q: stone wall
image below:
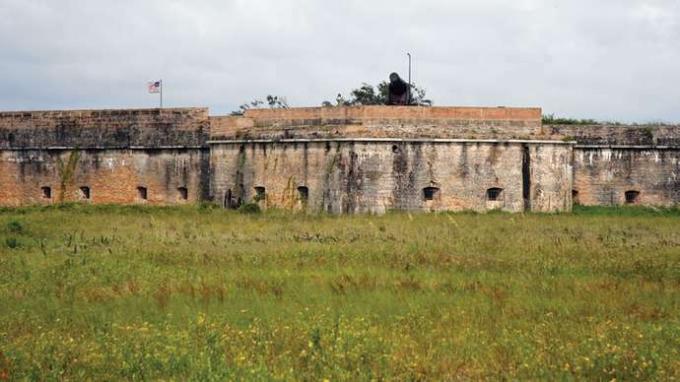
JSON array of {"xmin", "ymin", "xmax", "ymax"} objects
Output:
[
  {"xmin": 0, "ymin": 107, "xmax": 211, "ymax": 207},
  {"xmin": 0, "ymin": 148, "xmax": 209, "ymax": 206},
  {"xmin": 211, "ymin": 106, "xmax": 543, "ymax": 141},
  {"xmin": 209, "ymin": 139, "xmax": 572, "ymax": 214},
  {"xmin": 548, "ymin": 124, "xmax": 680, "ymax": 146},
  {"xmin": 4, "ymin": 105, "xmax": 678, "ymax": 212},
  {"xmin": 573, "ymin": 147, "xmax": 680, "ymax": 206},
  {"xmin": 0, "ymin": 108, "xmax": 209, "ymax": 149}
]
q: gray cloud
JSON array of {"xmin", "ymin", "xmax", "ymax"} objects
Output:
[{"xmin": 0, "ymin": 0, "xmax": 678, "ymax": 122}]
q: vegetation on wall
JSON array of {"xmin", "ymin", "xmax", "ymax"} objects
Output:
[
  {"xmin": 55, "ymin": 150, "xmax": 81, "ymax": 202},
  {"xmin": 324, "ymin": 81, "xmax": 432, "ymax": 107},
  {"xmin": 542, "ymin": 114, "xmax": 599, "ymax": 125},
  {"xmin": 231, "ymin": 95, "xmax": 289, "ymax": 115}
]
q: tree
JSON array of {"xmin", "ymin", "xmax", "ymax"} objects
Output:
[
  {"xmin": 231, "ymin": 95, "xmax": 289, "ymax": 115},
  {"xmin": 324, "ymin": 81, "xmax": 432, "ymax": 107}
]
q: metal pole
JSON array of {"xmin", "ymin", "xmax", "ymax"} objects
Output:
[
  {"xmin": 160, "ymin": 79, "xmax": 163, "ymax": 108},
  {"xmin": 407, "ymin": 53, "xmax": 412, "ymax": 105}
]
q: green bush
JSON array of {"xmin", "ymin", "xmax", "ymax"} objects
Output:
[
  {"xmin": 6, "ymin": 220, "xmax": 23, "ymax": 234},
  {"xmin": 238, "ymin": 203, "xmax": 261, "ymax": 214},
  {"xmin": 5, "ymin": 237, "xmax": 20, "ymax": 249}
]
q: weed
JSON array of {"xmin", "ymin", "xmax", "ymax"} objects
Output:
[
  {"xmin": 6, "ymin": 220, "xmax": 23, "ymax": 234},
  {"xmin": 4, "ymin": 237, "xmax": 20, "ymax": 249},
  {"xmin": 238, "ymin": 203, "xmax": 261, "ymax": 214},
  {"xmin": 0, "ymin": 205, "xmax": 678, "ymax": 380}
]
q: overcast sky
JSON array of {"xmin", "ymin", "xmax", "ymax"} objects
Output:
[{"xmin": 1, "ymin": 0, "xmax": 678, "ymax": 122}]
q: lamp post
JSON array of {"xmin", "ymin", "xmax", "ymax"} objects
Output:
[{"xmin": 407, "ymin": 53, "xmax": 412, "ymax": 105}]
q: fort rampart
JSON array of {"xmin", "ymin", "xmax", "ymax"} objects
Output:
[{"xmin": 1, "ymin": 106, "xmax": 678, "ymax": 212}]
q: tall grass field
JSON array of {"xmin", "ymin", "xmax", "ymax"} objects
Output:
[{"xmin": 1, "ymin": 204, "xmax": 679, "ymax": 380}]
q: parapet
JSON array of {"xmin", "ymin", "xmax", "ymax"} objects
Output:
[
  {"xmin": 210, "ymin": 106, "xmax": 543, "ymax": 141},
  {"xmin": 0, "ymin": 107, "xmax": 210, "ymax": 149},
  {"xmin": 548, "ymin": 124, "xmax": 680, "ymax": 147}
]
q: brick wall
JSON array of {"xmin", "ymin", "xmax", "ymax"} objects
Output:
[
  {"xmin": 573, "ymin": 148, "xmax": 680, "ymax": 206},
  {"xmin": 0, "ymin": 149, "xmax": 210, "ymax": 207},
  {"xmin": 209, "ymin": 140, "xmax": 571, "ymax": 213},
  {"xmin": 0, "ymin": 108, "xmax": 209, "ymax": 148},
  {"xmin": 210, "ymin": 106, "xmax": 543, "ymax": 141},
  {"xmin": 548, "ymin": 124, "xmax": 680, "ymax": 146}
]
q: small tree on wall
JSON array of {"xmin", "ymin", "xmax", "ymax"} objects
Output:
[
  {"xmin": 323, "ymin": 81, "xmax": 432, "ymax": 107},
  {"xmin": 231, "ymin": 95, "xmax": 289, "ymax": 115},
  {"xmin": 232, "ymin": 82, "xmax": 433, "ymax": 114}
]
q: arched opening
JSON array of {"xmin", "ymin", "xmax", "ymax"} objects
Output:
[
  {"xmin": 297, "ymin": 186, "xmax": 309, "ymax": 201},
  {"xmin": 486, "ymin": 187, "xmax": 503, "ymax": 201},
  {"xmin": 41, "ymin": 186, "xmax": 52, "ymax": 199},
  {"xmin": 625, "ymin": 190, "xmax": 640, "ymax": 204},
  {"xmin": 177, "ymin": 187, "xmax": 188, "ymax": 201},
  {"xmin": 422, "ymin": 187, "xmax": 440, "ymax": 201},
  {"xmin": 254, "ymin": 186, "xmax": 266, "ymax": 202},
  {"xmin": 137, "ymin": 186, "xmax": 148, "ymax": 201},
  {"xmin": 80, "ymin": 186, "xmax": 91, "ymax": 200}
]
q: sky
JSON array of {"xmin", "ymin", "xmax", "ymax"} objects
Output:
[{"xmin": 0, "ymin": 0, "xmax": 679, "ymax": 122}]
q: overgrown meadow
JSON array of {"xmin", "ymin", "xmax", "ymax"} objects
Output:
[{"xmin": 1, "ymin": 204, "xmax": 679, "ymax": 380}]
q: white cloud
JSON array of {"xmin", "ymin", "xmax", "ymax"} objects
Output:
[{"xmin": 0, "ymin": 0, "xmax": 678, "ymax": 122}]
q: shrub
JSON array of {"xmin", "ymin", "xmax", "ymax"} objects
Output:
[
  {"xmin": 238, "ymin": 203, "xmax": 261, "ymax": 214},
  {"xmin": 5, "ymin": 237, "xmax": 20, "ymax": 249},
  {"xmin": 6, "ymin": 220, "xmax": 23, "ymax": 234}
]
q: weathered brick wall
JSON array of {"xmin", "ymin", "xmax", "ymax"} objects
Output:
[
  {"xmin": 6, "ymin": 105, "xmax": 679, "ymax": 211},
  {"xmin": 211, "ymin": 106, "xmax": 544, "ymax": 141},
  {"xmin": 0, "ymin": 149, "xmax": 210, "ymax": 206},
  {"xmin": 548, "ymin": 124, "xmax": 680, "ymax": 146},
  {"xmin": 573, "ymin": 147, "xmax": 680, "ymax": 206},
  {"xmin": 0, "ymin": 108, "xmax": 209, "ymax": 148},
  {"xmin": 209, "ymin": 140, "xmax": 572, "ymax": 213},
  {"xmin": 0, "ymin": 107, "xmax": 211, "ymax": 207}
]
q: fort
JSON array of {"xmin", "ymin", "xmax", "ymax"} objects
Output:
[{"xmin": 1, "ymin": 105, "xmax": 679, "ymax": 212}]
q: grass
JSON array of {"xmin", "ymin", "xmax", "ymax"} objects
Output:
[
  {"xmin": 542, "ymin": 114, "xmax": 599, "ymax": 125},
  {"xmin": 1, "ymin": 204, "xmax": 679, "ymax": 380}
]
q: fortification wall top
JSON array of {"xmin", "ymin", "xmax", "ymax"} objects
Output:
[
  {"xmin": 210, "ymin": 106, "xmax": 544, "ymax": 140},
  {"xmin": 548, "ymin": 124, "xmax": 680, "ymax": 146},
  {"xmin": 0, "ymin": 107, "xmax": 209, "ymax": 149}
]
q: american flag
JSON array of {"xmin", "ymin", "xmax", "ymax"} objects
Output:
[{"xmin": 147, "ymin": 80, "xmax": 161, "ymax": 94}]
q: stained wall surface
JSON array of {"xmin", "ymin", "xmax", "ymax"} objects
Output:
[
  {"xmin": 573, "ymin": 147, "xmax": 680, "ymax": 206},
  {"xmin": 0, "ymin": 108, "xmax": 209, "ymax": 148},
  {"xmin": 0, "ymin": 108, "xmax": 210, "ymax": 206},
  {"xmin": 209, "ymin": 140, "xmax": 572, "ymax": 213},
  {"xmin": 3, "ymin": 105, "xmax": 678, "ymax": 212},
  {"xmin": 0, "ymin": 149, "xmax": 209, "ymax": 206},
  {"xmin": 548, "ymin": 124, "xmax": 680, "ymax": 146},
  {"xmin": 210, "ymin": 106, "xmax": 544, "ymax": 140}
]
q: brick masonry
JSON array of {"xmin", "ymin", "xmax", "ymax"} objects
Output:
[
  {"xmin": 573, "ymin": 148, "xmax": 680, "ymax": 206},
  {"xmin": 0, "ymin": 149, "xmax": 209, "ymax": 206},
  {"xmin": 0, "ymin": 105, "xmax": 678, "ymax": 212},
  {"xmin": 209, "ymin": 140, "xmax": 572, "ymax": 213}
]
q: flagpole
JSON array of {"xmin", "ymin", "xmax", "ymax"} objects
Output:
[{"xmin": 160, "ymin": 79, "xmax": 163, "ymax": 109}]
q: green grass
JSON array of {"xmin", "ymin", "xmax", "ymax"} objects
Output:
[{"xmin": 1, "ymin": 205, "xmax": 679, "ymax": 380}]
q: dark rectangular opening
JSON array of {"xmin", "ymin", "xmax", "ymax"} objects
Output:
[
  {"xmin": 137, "ymin": 186, "xmax": 148, "ymax": 200},
  {"xmin": 80, "ymin": 186, "xmax": 90, "ymax": 200},
  {"xmin": 254, "ymin": 186, "xmax": 266, "ymax": 201},
  {"xmin": 625, "ymin": 190, "xmax": 640, "ymax": 204},
  {"xmin": 178, "ymin": 187, "xmax": 188, "ymax": 200},
  {"xmin": 423, "ymin": 187, "xmax": 439, "ymax": 201},
  {"xmin": 297, "ymin": 186, "xmax": 309, "ymax": 201},
  {"xmin": 41, "ymin": 186, "xmax": 51, "ymax": 199},
  {"xmin": 486, "ymin": 187, "xmax": 503, "ymax": 201}
]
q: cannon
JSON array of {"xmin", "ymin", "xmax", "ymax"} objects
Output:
[{"xmin": 387, "ymin": 72, "xmax": 410, "ymax": 105}]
